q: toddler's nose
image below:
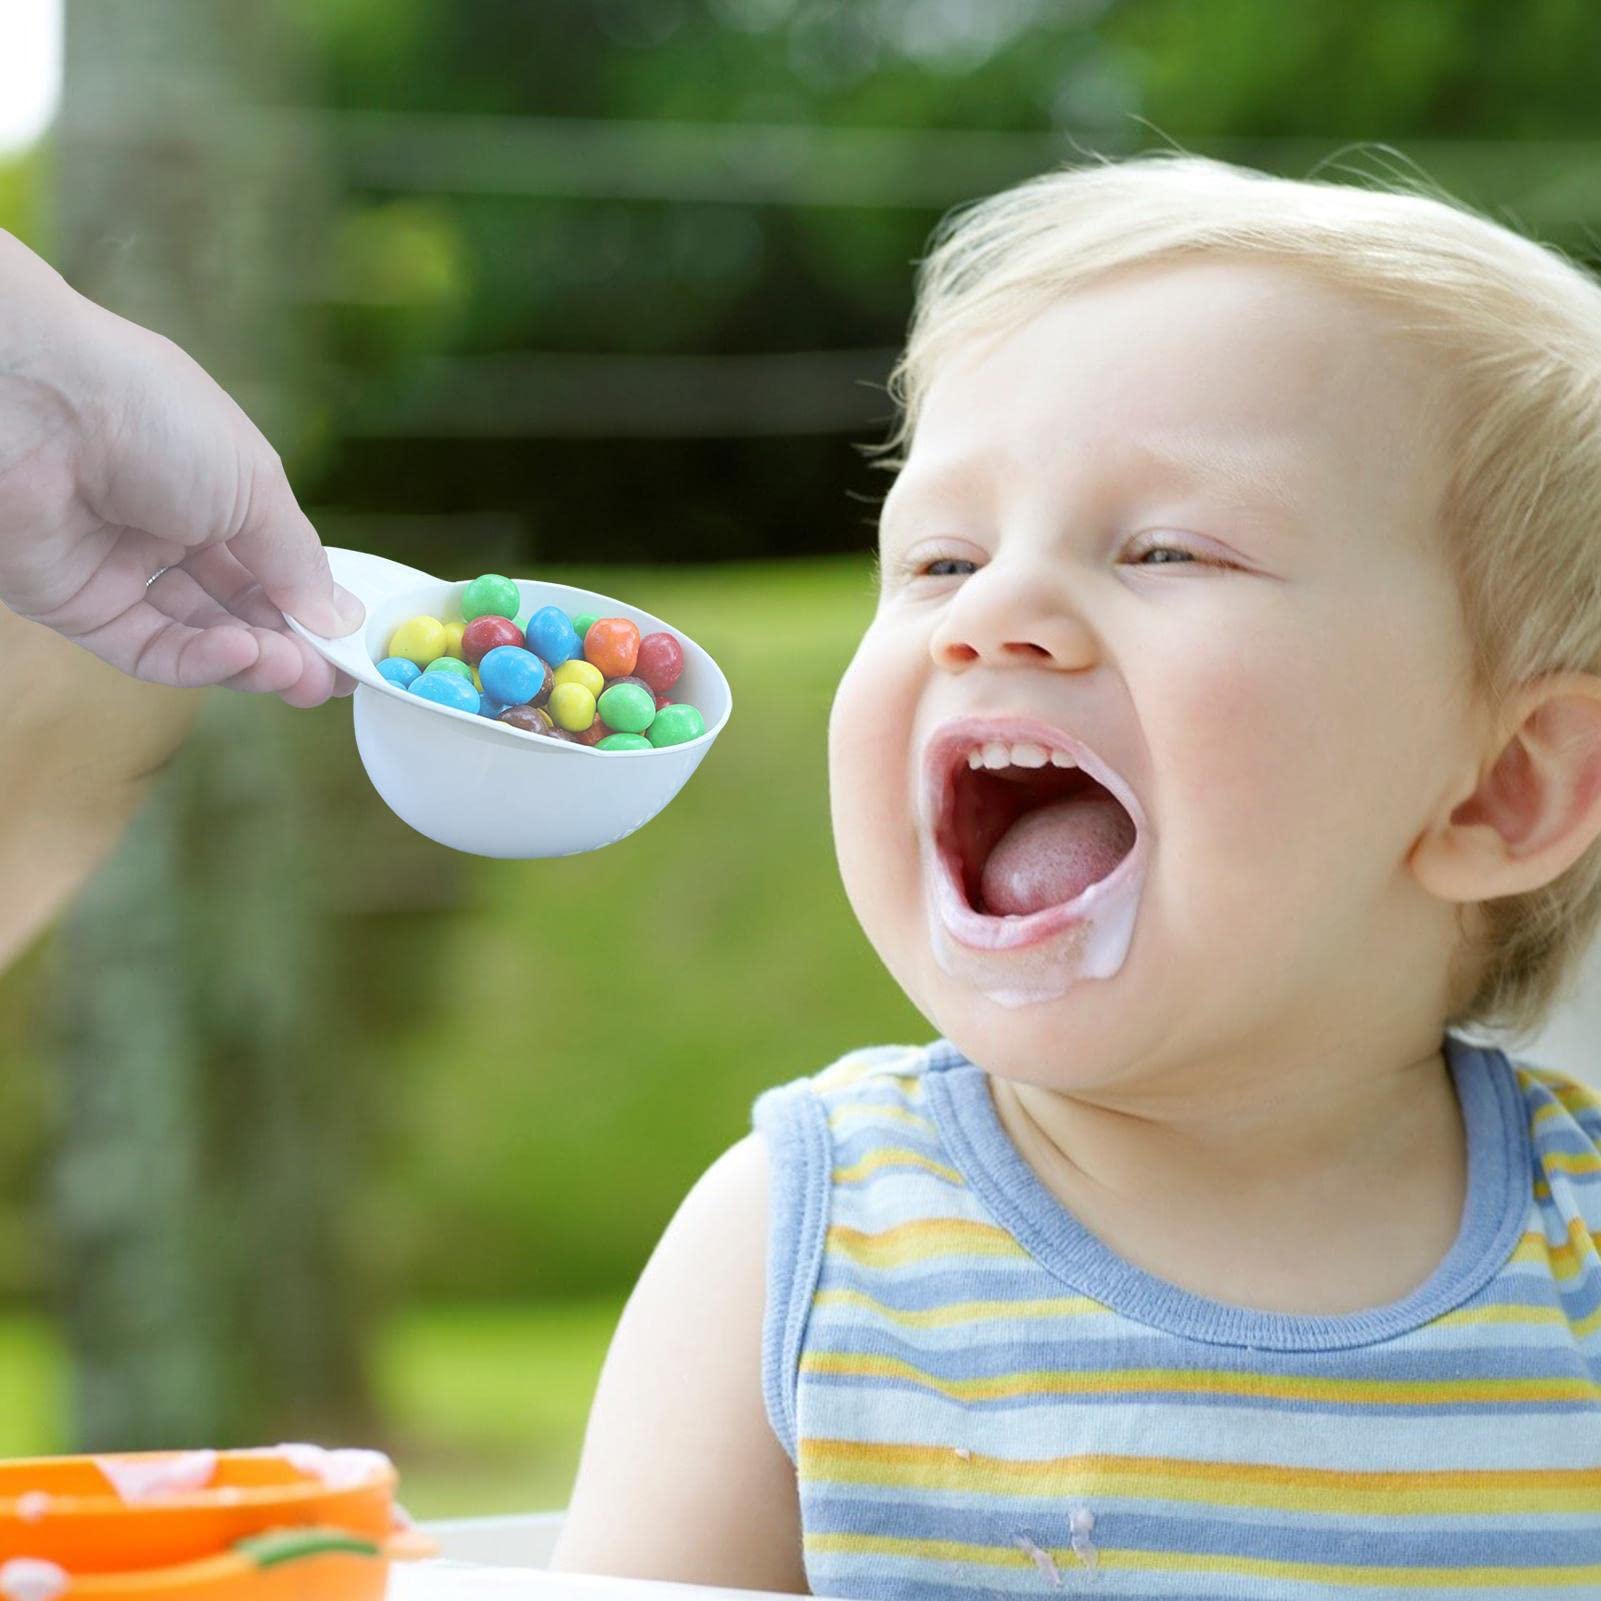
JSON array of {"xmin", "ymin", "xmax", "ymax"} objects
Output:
[{"xmin": 928, "ymin": 562, "xmax": 1096, "ymax": 673}]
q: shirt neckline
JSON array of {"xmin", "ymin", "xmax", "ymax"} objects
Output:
[{"xmin": 921, "ymin": 1030, "xmax": 1531, "ymax": 1351}]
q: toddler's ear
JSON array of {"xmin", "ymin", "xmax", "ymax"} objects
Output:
[{"xmin": 1411, "ymin": 672, "xmax": 1601, "ymax": 903}]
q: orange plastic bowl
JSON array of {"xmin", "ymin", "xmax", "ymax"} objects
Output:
[
  {"xmin": 1, "ymin": 1526, "xmax": 436, "ymax": 1600},
  {"xmin": 0, "ymin": 1448, "xmax": 436, "ymax": 1599}
]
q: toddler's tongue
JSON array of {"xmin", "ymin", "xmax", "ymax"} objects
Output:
[{"xmin": 979, "ymin": 790, "xmax": 1137, "ymax": 916}]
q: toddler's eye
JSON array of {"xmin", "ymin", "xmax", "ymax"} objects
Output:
[
  {"xmin": 1126, "ymin": 536, "xmax": 1231, "ymax": 568},
  {"xmin": 896, "ymin": 539, "xmax": 1232, "ymax": 583}
]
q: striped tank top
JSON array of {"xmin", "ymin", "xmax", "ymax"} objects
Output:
[{"xmin": 751, "ymin": 1032, "xmax": 1601, "ymax": 1597}]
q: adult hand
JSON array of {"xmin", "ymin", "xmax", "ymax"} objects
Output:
[{"xmin": 0, "ymin": 229, "xmax": 362, "ymax": 708}]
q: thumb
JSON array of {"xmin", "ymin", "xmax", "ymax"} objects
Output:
[{"xmin": 229, "ymin": 452, "xmax": 365, "ymax": 637}]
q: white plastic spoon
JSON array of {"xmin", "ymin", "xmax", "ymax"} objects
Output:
[{"xmin": 286, "ymin": 547, "xmax": 732, "ymax": 857}]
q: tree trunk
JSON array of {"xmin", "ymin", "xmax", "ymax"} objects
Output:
[{"xmin": 49, "ymin": 0, "xmax": 373, "ymax": 1447}]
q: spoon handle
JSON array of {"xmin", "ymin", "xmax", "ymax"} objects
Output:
[{"xmin": 285, "ymin": 547, "xmax": 437, "ymax": 686}]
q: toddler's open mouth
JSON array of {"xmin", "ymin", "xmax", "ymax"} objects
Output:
[{"xmin": 921, "ymin": 715, "xmax": 1148, "ymax": 952}]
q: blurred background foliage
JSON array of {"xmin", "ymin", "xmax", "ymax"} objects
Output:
[{"xmin": 1, "ymin": 0, "xmax": 1599, "ymax": 1519}]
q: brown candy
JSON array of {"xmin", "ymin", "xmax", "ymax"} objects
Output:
[
  {"xmin": 604, "ymin": 674, "xmax": 654, "ymax": 699},
  {"xmin": 498, "ymin": 704, "xmax": 554, "ymax": 735},
  {"xmin": 530, "ymin": 659, "xmax": 554, "ymax": 708}
]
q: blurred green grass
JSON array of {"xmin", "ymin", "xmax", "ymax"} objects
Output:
[
  {"xmin": 372, "ymin": 1296, "xmax": 627, "ymax": 1517},
  {"xmin": 349, "ymin": 553, "xmax": 932, "ymax": 1301},
  {"xmin": 0, "ymin": 1298, "xmax": 624, "ymax": 1519},
  {"xmin": 0, "ymin": 1315, "xmax": 61, "ymax": 1458}
]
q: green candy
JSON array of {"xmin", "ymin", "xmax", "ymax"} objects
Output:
[
  {"xmin": 647, "ymin": 703, "xmax": 705, "ymax": 748},
  {"xmin": 597, "ymin": 732, "xmax": 652, "ymax": 751},
  {"xmin": 597, "ymin": 682, "xmax": 655, "ymax": 734},
  {"xmin": 425, "ymin": 657, "xmax": 474, "ymax": 681},
  {"xmin": 573, "ymin": 611, "xmax": 599, "ymax": 640},
  {"xmin": 462, "ymin": 573, "xmax": 520, "ymax": 622}
]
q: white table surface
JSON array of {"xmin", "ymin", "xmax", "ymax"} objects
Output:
[
  {"xmin": 397, "ymin": 1517, "xmax": 803, "ymax": 1600},
  {"xmin": 393, "ymin": 1562, "xmax": 798, "ymax": 1600}
]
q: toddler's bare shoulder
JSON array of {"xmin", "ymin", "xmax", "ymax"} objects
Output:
[{"xmin": 550, "ymin": 1132, "xmax": 805, "ymax": 1592}]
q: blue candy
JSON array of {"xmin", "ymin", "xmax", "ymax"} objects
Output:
[
  {"xmin": 479, "ymin": 644, "xmax": 547, "ymax": 705},
  {"xmin": 378, "ymin": 656, "xmax": 422, "ymax": 689},
  {"xmin": 525, "ymin": 605, "xmax": 583, "ymax": 668},
  {"xmin": 409, "ymin": 672, "xmax": 480, "ymax": 714},
  {"xmin": 478, "ymin": 693, "xmax": 509, "ymax": 720}
]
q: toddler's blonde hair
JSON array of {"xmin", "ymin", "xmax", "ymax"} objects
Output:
[{"xmin": 864, "ymin": 149, "xmax": 1601, "ymax": 1048}]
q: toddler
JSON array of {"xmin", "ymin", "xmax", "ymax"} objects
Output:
[{"xmin": 549, "ymin": 152, "xmax": 1601, "ymax": 1597}]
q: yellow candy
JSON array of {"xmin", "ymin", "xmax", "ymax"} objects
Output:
[
  {"xmin": 389, "ymin": 615, "xmax": 447, "ymax": 666},
  {"xmin": 553, "ymin": 658, "xmax": 604, "ymax": 697},
  {"xmin": 471, "ymin": 666, "xmax": 483, "ymax": 693},
  {"xmin": 549, "ymin": 682, "xmax": 596, "ymax": 732},
  {"xmin": 442, "ymin": 620, "xmax": 467, "ymax": 660}
]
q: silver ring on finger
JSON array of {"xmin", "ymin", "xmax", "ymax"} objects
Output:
[{"xmin": 145, "ymin": 564, "xmax": 175, "ymax": 590}]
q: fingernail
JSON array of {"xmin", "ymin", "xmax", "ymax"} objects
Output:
[{"xmin": 334, "ymin": 585, "xmax": 366, "ymax": 631}]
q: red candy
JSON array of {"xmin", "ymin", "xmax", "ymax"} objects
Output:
[
  {"xmin": 585, "ymin": 618, "xmax": 640, "ymax": 679},
  {"xmin": 654, "ymin": 693, "xmax": 671, "ymax": 710},
  {"xmin": 635, "ymin": 631, "xmax": 684, "ymax": 695},
  {"xmin": 462, "ymin": 614, "xmax": 526, "ymax": 665},
  {"xmin": 575, "ymin": 716, "xmax": 609, "ymax": 746}
]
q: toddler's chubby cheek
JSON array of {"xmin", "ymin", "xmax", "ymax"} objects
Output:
[
  {"xmin": 828, "ymin": 633, "xmax": 923, "ymax": 934},
  {"xmin": 1145, "ymin": 636, "xmax": 1372, "ymax": 927}
]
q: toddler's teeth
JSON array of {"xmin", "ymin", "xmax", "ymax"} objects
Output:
[
  {"xmin": 967, "ymin": 749, "xmax": 985, "ymax": 769},
  {"xmin": 1010, "ymin": 742, "xmax": 1047, "ymax": 767},
  {"xmin": 1049, "ymin": 749, "xmax": 1076, "ymax": 767},
  {"xmin": 981, "ymin": 741, "xmax": 1011, "ymax": 769}
]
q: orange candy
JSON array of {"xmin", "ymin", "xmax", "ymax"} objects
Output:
[{"xmin": 584, "ymin": 617, "xmax": 640, "ymax": 679}]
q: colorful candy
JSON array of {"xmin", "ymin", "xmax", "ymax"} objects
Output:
[
  {"xmin": 525, "ymin": 605, "xmax": 583, "ymax": 668},
  {"xmin": 529, "ymin": 659, "xmax": 554, "ymax": 707},
  {"xmin": 604, "ymin": 674, "xmax": 654, "ymax": 698},
  {"xmin": 479, "ymin": 644, "xmax": 546, "ymax": 706},
  {"xmin": 647, "ymin": 703, "xmax": 704, "ymax": 748},
  {"xmin": 388, "ymin": 615, "xmax": 448, "ymax": 666},
  {"xmin": 635, "ymin": 631, "xmax": 684, "ymax": 695},
  {"xmin": 461, "ymin": 573, "xmax": 520, "ymax": 622},
  {"xmin": 462, "ymin": 614, "xmax": 524, "ymax": 664},
  {"xmin": 409, "ymin": 672, "xmax": 479, "ymax": 714},
  {"xmin": 553, "ymin": 658, "xmax": 604, "ymax": 698},
  {"xmin": 378, "ymin": 656, "xmax": 421, "ymax": 689},
  {"xmin": 380, "ymin": 575, "xmax": 706, "ymax": 755},
  {"xmin": 549, "ymin": 681, "xmax": 595, "ymax": 732},
  {"xmin": 498, "ymin": 704, "xmax": 553, "ymax": 733},
  {"xmin": 585, "ymin": 617, "xmax": 639, "ymax": 679},
  {"xmin": 596, "ymin": 681, "xmax": 654, "ymax": 734}
]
